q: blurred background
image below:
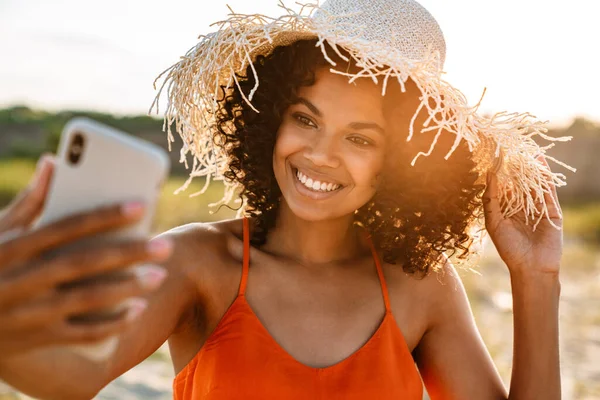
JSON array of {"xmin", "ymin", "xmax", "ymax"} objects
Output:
[{"xmin": 0, "ymin": 0, "xmax": 598, "ymax": 399}]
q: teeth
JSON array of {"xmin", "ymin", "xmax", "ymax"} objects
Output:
[{"xmin": 295, "ymin": 169, "xmax": 340, "ymax": 193}]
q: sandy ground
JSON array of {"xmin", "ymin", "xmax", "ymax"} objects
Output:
[
  {"xmin": 459, "ymin": 236, "xmax": 600, "ymax": 400},
  {"xmin": 96, "ymin": 348, "xmax": 174, "ymax": 400},
  {"xmin": 3, "ymin": 235, "xmax": 599, "ymax": 400}
]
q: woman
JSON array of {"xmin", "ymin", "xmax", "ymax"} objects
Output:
[{"xmin": 0, "ymin": 0, "xmax": 568, "ymax": 399}]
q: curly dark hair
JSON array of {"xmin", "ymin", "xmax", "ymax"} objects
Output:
[{"xmin": 215, "ymin": 39, "xmax": 487, "ymax": 277}]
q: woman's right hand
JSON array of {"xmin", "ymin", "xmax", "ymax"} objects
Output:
[{"xmin": 0, "ymin": 155, "xmax": 173, "ymax": 359}]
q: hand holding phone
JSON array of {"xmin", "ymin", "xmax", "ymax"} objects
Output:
[{"xmin": 0, "ymin": 118, "xmax": 171, "ymax": 361}]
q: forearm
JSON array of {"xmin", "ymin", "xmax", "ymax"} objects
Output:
[
  {"xmin": 508, "ymin": 269, "xmax": 561, "ymax": 400},
  {"xmin": 0, "ymin": 347, "xmax": 108, "ymax": 400}
]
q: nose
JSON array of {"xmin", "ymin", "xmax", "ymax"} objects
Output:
[{"xmin": 303, "ymin": 133, "xmax": 340, "ymax": 169}]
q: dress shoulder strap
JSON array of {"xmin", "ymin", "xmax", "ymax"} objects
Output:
[
  {"xmin": 238, "ymin": 217, "xmax": 250, "ymax": 296},
  {"xmin": 365, "ymin": 234, "xmax": 392, "ymax": 313}
]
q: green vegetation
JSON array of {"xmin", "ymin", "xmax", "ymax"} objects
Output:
[
  {"xmin": 0, "ymin": 106, "xmax": 162, "ymax": 132},
  {"xmin": 563, "ymin": 203, "xmax": 600, "ymax": 245},
  {"xmin": 154, "ymin": 176, "xmax": 238, "ymax": 232},
  {"xmin": 0, "ymin": 106, "xmax": 164, "ymax": 161},
  {"xmin": 0, "ymin": 158, "xmax": 37, "ymax": 205}
]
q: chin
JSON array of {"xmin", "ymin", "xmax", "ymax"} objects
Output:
[{"xmin": 284, "ymin": 200, "xmax": 345, "ymax": 222}]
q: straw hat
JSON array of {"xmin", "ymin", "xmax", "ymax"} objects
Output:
[{"xmin": 150, "ymin": 0, "xmax": 575, "ymax": 231}]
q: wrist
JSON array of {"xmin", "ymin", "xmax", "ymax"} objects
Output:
[
  {"xmin": 508, "ymin": 261, "xmax": 560, "ymax": 279},
  {"xmin": 509, "ymin": 267, "xmax": 561, "ymax": 293}
]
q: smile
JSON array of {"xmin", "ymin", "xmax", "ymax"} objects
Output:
[{"xmin": 293, "ymin": 168, "xmax": 343, "ymax": 194}]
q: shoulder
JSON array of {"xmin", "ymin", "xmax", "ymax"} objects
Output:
[
  {"xmin": 158, "ymin": 217, "xmax": 247, "ymax": 280},
  {"xmin": 406, "ymin": 254, "xmax": 470, "ymax": 332},
  {"xmin": 159, "ymin": 217, "xmax": 241, "ymax": 244},
  {"xmin": 420, "ymin": 255, "xmax": 471, "ymax": 329},
  {"xmin": 156, "ymin": 218, "xmax": 247, "ymax": 329},
  {"xmin": 382, "ymin": 254, "xmax": 469, "ymax": 351},
  {"xmin": 405, "ymin": 254, "xmax": 481, "ymax": 357}
]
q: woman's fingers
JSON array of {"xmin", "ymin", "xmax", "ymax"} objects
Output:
[
  {"xmin": 0, "ymin": 202, "xmax": 147, "ymax": 269},
  {"xmin": 0, "ymin": 238, "xmax": 172, "ymax": 310},
  {"xmin": 0, "ymin": 155, "xmax": 173, "ymax": 357},
  {"xmin": 0, "ymin": 262, "xmax": 165, "ymax": 332},
  {"xmin": 0, "ymin": 299, "xmax": 147, "ymax": 355},
  {"xmin": 0, "ymin": 155, "xmax": 54, "ymax": 233},
  {"xmin": 56, "ymin": 306, "xmax": 144, "ymax": 346},
  {"xmin": 52, "ymin": 270, "xmax": 159, "ymax": 319},
  {"xmin": 485, "ymin": 156, "xmax": 563, "ymax": 229}
]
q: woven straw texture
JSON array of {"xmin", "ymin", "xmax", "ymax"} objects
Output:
[{"xmin": 150, "ymin": 0, "xmax": 575, "ymax": 233}]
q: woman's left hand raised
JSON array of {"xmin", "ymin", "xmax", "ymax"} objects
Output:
[{"xmin": 483, "ymin": 155, "xmax": 563, "ymax": 276}]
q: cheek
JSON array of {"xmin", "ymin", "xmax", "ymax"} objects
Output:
[
  {"xmin": 346, "ymin": 150, "xmax": 385, "ymax": 188},
  {"xmin": 273, "ymin": 123, "xmax": 306, "ymax": 161}
]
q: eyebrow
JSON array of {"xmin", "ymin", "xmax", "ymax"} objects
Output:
[
  {"xmin": 348, "ymin": 122, "xmax": 385, "ymax": 136},
  {"xmin": 297, "ymin": 98, "xmax": 322, "ymax": 117},
  {"xmin": 296, "ymin": 97, "xmax": 385, "ymax": 136}
]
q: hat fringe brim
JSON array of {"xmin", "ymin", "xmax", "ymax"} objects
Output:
[{"xmin": 150, "ymin": 1, "xmax": 576, "ymax": 236}]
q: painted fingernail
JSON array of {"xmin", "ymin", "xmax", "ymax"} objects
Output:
[
  {"xmin": 125, "ymin": 298, "xmax": 148, "ymax": 321},
  {"xmin": 147, "ymin": 238, "xmax": 173, "ymax": 259},
  {"xmin": 32, "ymin": 154, "xmax": 52, "ymax": 184},
  {"xmin": 37, "ymin": 153, "xmax": 52, "ymax": 168},
  {"xmin": 122, "ymin": 202, "xmax": 145, "ymax": 217},
  {"xmin": 135, "ymin": 265, "xmax": 168, "ymax": 289}
]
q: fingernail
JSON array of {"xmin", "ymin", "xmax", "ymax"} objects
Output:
[
  {"xmin": 125, "ymin": 298, "xmax": 148, "ymax": 321},
  {"xmin": 147, "ymin": 238, "xmax": 173, "ymax": 259},
  {"xmin": 121, "ymin": 202, "xmax": 145, "ymax": 218},
  {"xmin": 135, "ymin": 265, "xmax": 168, "ymax": 289},
  {"xmin": 32, "ymin": 154, "xmax": 52, "ymax": 184},
  {"xmin": 36, "ymin": 153, "xmax": 51, "ymax": 169}
]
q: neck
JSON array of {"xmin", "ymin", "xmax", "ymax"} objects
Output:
[{"xmin": 263, "ymin": 201, "xmax": 367, "ymax": 266}]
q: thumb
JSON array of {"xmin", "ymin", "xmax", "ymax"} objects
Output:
[
  {"xmin": 0, "ymin": 154, "xmax": 55, "ymax": 232},
  {"xmin": 483, "ymin": 171, "xmax": 503, "ymax": 231}
]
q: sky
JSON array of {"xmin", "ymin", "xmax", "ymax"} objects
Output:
[{"xmin": 0, "ymin": 0, "xmax": 598, "ymax": 128}]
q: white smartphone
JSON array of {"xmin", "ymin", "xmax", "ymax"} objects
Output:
[{"xmin": 33, "ymin": 117, "xmax": 170, "ymax": 361}]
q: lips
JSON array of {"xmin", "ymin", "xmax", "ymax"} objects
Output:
[
  {"xmin": 290, "ymin": 164, "xmax": 345, "ymax": 199},
  {"xmin": 292, "ymin": 165, "xmax": 343, "ymax": 184},
  {"xmin": 295, "ymin": 169, "xmax": 341, "ymax": 192}
]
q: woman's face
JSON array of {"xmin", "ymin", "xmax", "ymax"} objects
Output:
[{"xmin": 272, "ymin": 67, "xmax": 388, "ymax": 222}]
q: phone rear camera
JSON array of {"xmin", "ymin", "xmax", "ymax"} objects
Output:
[{"xmin": 68, "ymin": 132, "xmax": 86, "ymax": 165}]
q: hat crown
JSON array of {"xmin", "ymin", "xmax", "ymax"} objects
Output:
[{"xmin": 314, "ymin": 0, "xmax": 446, "ymax": 67}]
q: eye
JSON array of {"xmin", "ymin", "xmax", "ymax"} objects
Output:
[
  {"xmin": 348, "ymin": 136, "xmax": 374, "ymax": 147},
  {"xmin": 292, "ymin": 113, "xmax": 317, "ymax": 128}
]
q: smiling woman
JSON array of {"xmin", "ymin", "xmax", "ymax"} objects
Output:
[
  {"xmin": 217, "ymin": 39, "xmax": 485, "ymax": 276},
  {"xmin": 0, "ymin": 0, "xmax": 568, "ymax": 399}
]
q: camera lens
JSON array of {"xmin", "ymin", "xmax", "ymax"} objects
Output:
[{"xmin": 68, "ymin": 132, "xmax": 86, "ymax": 165}]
